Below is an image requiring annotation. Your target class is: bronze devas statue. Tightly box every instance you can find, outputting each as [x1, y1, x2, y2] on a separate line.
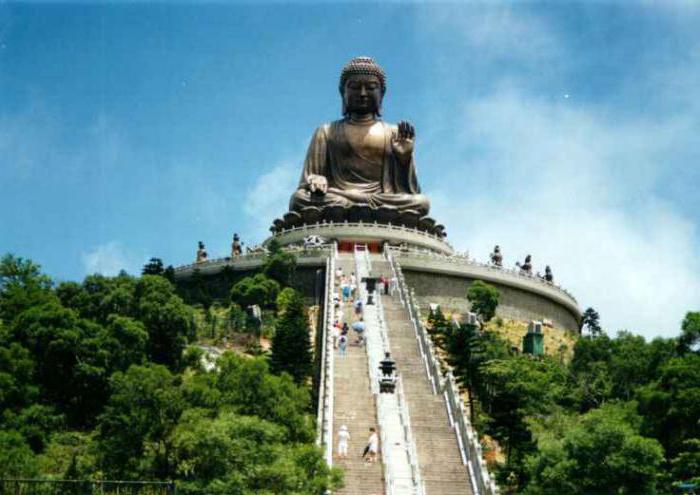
[284, 56, 436, 231]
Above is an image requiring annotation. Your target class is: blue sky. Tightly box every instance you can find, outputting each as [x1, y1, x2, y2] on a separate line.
[1, 2, 698, 338]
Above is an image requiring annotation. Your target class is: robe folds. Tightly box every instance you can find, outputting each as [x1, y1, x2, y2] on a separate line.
[289, 119, 430, 215]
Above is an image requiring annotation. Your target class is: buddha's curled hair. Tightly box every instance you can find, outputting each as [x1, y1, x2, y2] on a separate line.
[339, 56, 387, 95]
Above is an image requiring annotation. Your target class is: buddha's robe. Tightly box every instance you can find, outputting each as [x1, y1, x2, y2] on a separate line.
[289, 119, 430, 216]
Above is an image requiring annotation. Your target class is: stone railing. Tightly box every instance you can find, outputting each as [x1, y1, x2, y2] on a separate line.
[316, 250, 336, 468]
[385, 249, 500, 495]
[355, 246, 424, 495]
[271, 221, 453, 246]
[387, 246, 578, 306]
[173, 244, 334, 275]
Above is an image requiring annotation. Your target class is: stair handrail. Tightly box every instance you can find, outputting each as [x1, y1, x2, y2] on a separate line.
[385, 251, 443, 393]
[354, 248, 395, 494]
[316, 245, 336, 468]
[377, 293, 425, 495]
[384, 249, 500, 495]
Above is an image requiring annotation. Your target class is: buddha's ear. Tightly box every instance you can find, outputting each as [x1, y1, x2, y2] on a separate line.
[341, 90, 349, 116]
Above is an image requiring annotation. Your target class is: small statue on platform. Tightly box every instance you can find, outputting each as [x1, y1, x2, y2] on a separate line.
[196, 241, 208, 264]
[490, 245, 503, 267]
[516, 254, 532, 275]
[544, 265, 553, 283]
[231, 233, 242, 257]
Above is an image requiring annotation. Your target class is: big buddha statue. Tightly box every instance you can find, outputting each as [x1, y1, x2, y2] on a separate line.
[288, 56, 431, 221]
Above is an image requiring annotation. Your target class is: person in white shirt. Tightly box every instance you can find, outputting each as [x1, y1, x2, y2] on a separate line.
[337, 425, 350, 458]
[363, 427, 379, 463]
[335, 267, 343, 285]
[350, 272, 357, 299]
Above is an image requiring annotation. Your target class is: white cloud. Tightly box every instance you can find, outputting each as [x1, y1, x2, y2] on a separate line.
[243, 162, 299, 233]
[81, 241, 140, 276]
[423, 4, 561, 63]
[431, 88, 700, 339]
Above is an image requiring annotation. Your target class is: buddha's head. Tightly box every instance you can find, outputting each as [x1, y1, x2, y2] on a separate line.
[339, 56, 386, 117]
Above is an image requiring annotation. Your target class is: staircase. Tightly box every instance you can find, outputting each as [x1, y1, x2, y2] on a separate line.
[371, 259, 473, 495]
[332, 256, 385, 495]
[325, 253, 488, 494]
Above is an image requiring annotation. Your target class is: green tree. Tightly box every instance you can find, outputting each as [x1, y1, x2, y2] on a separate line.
[213, 353, 314, 442]
[97, 364, 184, 479]
[637, 353, 700, 460]
[481, 355, 569, 478]
[427, 306, 450, 348]
[525, 403, 664, 495]
[0, 254, 54, 324]
[230, 273, 281, 309]
[37, 431, 97, 479]
[0, 430, 38, 478]
[263, 239, 297, 286]
[444, 321, 509, 420]
[570, 360, 613, 412]
[102, 315, 149, 371]
[55, 281, 89, 314]
[678, 311, 700, 354]
[4, 404, 64, 452]
[270, 289, 312, 384]
[0, 342, 37, 413]
[670, 439, 700, 486]
[11, 301, 110, 426]
[580, 307, 602, 336]
[227, 303, 248, 334]
[467, 281, 500, 322]
[142, 258, 165, 276]
[135, 275, 195, 370]
[172, 410, 341, 495]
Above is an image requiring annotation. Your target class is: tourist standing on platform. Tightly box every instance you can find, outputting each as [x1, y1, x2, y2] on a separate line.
[335, 266, 343, 285]
[337, 425, 350, 458]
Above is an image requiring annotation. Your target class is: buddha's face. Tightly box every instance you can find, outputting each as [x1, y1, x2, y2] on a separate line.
[343, 74, 383, 116]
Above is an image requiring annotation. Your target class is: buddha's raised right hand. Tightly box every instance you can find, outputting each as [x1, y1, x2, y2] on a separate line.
[306, 174, 328, 194]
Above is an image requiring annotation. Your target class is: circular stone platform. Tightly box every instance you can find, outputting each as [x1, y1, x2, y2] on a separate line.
[264, 221, 455, 256]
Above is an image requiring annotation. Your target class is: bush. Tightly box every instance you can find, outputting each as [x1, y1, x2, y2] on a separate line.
[230, 274, 280, 309]
[467, 280, 500, 322]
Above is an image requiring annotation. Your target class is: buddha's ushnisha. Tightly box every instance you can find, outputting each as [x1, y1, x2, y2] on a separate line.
[289, 56, 430, 216]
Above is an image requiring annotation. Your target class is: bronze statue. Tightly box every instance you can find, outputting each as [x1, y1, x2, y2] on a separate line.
[490, 245, 503, 267]
[516, 254, 532, 275]
[289, 56, 430, 217]
[231, 233, 242, 257]
[196, 241, 208, 264]
[544, 265, 553, 283]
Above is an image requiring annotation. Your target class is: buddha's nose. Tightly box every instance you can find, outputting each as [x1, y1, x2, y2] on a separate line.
[360, 86, 367, 96]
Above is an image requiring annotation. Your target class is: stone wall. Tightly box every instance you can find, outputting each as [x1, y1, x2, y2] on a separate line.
[403, 270, 580, 333]
[176, 266, 324, 306]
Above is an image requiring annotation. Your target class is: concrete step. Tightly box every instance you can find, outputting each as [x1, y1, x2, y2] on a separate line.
[332, 296, 384, 495]
[380, 294, 474, 495]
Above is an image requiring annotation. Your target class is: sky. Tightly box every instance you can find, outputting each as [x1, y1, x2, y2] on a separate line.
[1, 1, 698, 339]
